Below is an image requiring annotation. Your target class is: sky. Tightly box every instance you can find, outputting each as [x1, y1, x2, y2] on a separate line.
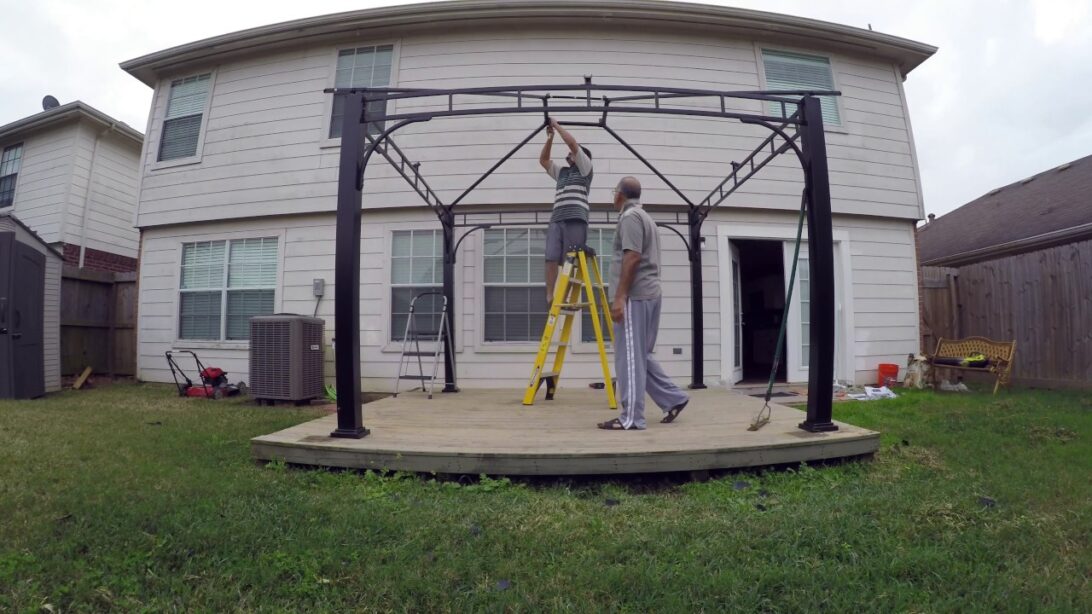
[1, 0, 1090, 218]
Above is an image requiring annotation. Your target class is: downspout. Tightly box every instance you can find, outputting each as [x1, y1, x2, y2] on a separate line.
[77, 122, 116, 267]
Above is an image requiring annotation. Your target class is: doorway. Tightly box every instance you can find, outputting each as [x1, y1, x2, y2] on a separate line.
[730, 239, 787, 384]
[0, 232, 46, 399]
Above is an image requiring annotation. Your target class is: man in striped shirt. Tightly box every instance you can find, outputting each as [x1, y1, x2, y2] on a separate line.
[539, 117, 593, 303]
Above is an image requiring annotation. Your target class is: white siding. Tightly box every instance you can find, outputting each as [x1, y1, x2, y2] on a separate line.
[135, 25, 922, 228]
[7, 122, 82, 244]
[6, 118, 141, 258]
[0, 217, 62, 393]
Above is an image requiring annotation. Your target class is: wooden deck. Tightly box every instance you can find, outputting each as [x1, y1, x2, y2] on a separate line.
[251, 388, 879, 475]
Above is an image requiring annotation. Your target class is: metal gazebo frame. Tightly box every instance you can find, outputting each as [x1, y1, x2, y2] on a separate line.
[328, 81, 840, 439]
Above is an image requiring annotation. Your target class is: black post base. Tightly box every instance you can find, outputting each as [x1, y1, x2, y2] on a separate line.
[688, 382, 708, 390]
[330, 427, 370, 439]
[797, 420, 839, 433]
[442, 384, 459, 393]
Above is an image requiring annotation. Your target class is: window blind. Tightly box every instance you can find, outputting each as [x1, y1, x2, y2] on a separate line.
[483, 228, 547, 342]
[178, 238, 277, 340]
[159, 74, 211, 161]
[329, 45, 394, 138]
[762, 50, 841, 126]
[390, 229, 443, 341]
[0, 143, 22, 207]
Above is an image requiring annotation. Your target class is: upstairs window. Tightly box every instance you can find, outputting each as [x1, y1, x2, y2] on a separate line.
[761, 50, 841, 127]
[330, 45, 394, 139]
[159, 73, 211, 161]
[0, 143, 23, 207]
[178, 237, 278, 340]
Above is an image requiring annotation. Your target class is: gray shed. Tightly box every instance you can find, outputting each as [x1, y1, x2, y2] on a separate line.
[0, 210, 62, 397]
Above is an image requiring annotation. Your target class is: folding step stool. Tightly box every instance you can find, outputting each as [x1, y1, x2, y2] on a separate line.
[393, 291, 451, 399]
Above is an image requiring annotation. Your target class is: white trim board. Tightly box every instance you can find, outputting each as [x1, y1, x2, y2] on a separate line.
[715, 222, 855, 386]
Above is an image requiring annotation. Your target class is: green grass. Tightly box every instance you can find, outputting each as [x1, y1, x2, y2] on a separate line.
[1, 383, 1089, 612]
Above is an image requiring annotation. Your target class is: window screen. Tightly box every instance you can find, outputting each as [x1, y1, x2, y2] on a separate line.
[0, 143, 23, 207]
[330, 45, 394, 138]
[159, 74, 211, 161]
[762, 50, 841, 126]
[483, 228, 548, 343]
[178, 238, 277, 340]
[390, 230, 443, 342]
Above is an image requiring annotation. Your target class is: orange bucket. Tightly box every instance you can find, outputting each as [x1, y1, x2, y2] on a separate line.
[877, 363, 899, 387]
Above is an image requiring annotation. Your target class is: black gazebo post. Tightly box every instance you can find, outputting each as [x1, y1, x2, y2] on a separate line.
[687, 207, 707, 389]
[330, 93, 369, 439]
[798, 95, 838, 433]
[440, 208, 459, 392]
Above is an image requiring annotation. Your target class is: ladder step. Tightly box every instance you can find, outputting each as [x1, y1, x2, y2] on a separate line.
[404, 332, 440, 339]
[399, 375, 432, 380]
[401, 351, 435, 357]
[538, 371, 559, 380]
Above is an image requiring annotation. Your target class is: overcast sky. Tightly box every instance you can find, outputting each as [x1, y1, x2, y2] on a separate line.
[2, 0, 1089, 218]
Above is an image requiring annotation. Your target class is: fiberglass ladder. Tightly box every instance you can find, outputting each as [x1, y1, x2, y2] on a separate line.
[393, 291, 451, 399]
[523, 247, 617, 409]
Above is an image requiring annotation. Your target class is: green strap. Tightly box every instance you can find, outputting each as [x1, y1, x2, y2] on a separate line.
[763, 192, 808, 406]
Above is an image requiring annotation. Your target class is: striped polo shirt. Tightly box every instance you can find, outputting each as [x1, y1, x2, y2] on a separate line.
[546, 149, 593, 223]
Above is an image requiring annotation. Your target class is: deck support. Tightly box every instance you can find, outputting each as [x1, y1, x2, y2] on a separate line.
[798, 95, 838, 433]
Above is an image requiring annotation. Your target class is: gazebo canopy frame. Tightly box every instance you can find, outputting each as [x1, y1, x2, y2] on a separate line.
[328, 80, 840, 439]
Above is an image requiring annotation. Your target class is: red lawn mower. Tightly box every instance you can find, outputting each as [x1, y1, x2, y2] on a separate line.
[165, 351, 247, 399]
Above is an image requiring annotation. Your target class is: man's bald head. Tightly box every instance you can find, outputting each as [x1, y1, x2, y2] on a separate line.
[618, 176, 642, 200]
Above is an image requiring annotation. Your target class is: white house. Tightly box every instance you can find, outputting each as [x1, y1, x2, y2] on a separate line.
[120, 0, 935, 391]
[0, 101, 143, 272]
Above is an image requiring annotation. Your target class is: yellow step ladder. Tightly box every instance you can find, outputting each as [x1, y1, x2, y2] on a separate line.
[523, 247, 616, 408]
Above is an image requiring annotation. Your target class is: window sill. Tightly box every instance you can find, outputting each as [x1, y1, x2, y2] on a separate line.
[150, 157, 203, 172]
[473, 343, 543, 353]
[319, 138, 341, 150]
[172, 340, 249, 351]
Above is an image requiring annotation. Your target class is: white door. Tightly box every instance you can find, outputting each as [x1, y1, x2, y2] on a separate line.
[730, 242, 744, 384]
[784, 241, 846, 383]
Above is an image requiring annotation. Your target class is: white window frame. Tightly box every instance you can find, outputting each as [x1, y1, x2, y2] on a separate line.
[379, 222, 462, 354]
[0, 142, 24, 208]
[478, 226, 549, 347]
[753, 43, 847, 133]
[319, 41, 401, 149]
[388, 228, 443, 344]
[171, 229, 285, 350]
[716, 222, 855, 386]
[151, 69, 217, 171]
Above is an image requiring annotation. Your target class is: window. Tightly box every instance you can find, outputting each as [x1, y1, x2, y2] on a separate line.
[761, 49, 841, 127]
[796, 246, 810, 368]
[391, 230, 443, 342]
[159, 73, 211, 161]
[330, 45, 394, 138]
[0, 143, 23, 207]
[483, 228, 547, 342]
[581, 228, 615, 343]
[178, 237, 277, 340]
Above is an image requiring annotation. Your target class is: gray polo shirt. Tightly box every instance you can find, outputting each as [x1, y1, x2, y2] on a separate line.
[609, 200, 661, 300]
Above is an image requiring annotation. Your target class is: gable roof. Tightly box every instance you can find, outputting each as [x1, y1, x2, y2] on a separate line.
[0, 101, 143, 146]
[917, 154, 1092, 266]
[120, 0, 936, 86]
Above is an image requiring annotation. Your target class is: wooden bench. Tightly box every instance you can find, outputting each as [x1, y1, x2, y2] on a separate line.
[927, 337, 1016, 394]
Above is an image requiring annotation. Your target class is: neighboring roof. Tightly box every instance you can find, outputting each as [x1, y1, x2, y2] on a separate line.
[918, 154, 1092, 266]
[0, 101, 143, 146]
[120, 0, 937, 86]
[0, 210, 64, 258]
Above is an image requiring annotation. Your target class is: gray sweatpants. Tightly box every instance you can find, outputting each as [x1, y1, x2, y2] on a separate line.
[614, 296, 689, 429]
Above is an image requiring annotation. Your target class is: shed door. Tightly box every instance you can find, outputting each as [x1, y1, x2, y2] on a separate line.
[0, 232, 12, 398]
[4, 235, 46, 399]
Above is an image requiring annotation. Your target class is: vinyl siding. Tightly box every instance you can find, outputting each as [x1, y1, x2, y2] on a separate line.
[134, 207, 920, 390]
[135, 24, 923, 228]
[0, 216, 62, 393]
[5, 119, 140, 257]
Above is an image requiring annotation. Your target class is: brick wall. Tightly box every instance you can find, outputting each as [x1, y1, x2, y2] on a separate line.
[60, 243, 139, 273]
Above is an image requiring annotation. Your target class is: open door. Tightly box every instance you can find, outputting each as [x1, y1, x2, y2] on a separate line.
[729, 242, 743, 384]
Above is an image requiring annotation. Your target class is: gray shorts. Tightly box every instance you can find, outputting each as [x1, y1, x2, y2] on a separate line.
[545, 219, 588, 262]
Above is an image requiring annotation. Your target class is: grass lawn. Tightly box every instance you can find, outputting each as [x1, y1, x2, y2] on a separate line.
[1, 383, 1089, 612]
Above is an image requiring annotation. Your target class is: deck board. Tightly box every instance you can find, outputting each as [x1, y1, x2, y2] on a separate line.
[251, 388, 879, 475]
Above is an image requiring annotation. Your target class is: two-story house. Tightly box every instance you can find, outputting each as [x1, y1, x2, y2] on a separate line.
[0, 101, 143, 272]
[120, 0, 935, 391]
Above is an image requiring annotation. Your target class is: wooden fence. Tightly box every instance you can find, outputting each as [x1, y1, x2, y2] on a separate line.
[921, 238, 1092, 388]
[60, 266, 137, 377]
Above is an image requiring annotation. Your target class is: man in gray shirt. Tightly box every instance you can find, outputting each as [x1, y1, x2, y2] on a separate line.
[540, 117, 592, 304]
[599, 176, 689, 430]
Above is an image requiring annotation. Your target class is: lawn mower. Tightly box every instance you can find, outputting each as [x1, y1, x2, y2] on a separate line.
[165, 350, 247, 399]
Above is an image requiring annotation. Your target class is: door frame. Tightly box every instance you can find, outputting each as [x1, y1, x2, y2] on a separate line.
[716, 223, 855, 387]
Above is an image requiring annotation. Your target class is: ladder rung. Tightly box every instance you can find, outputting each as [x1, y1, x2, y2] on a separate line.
[399, 375, 432, 380]
[561, 302, 590, 309]
[405, 332, 439, 339]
